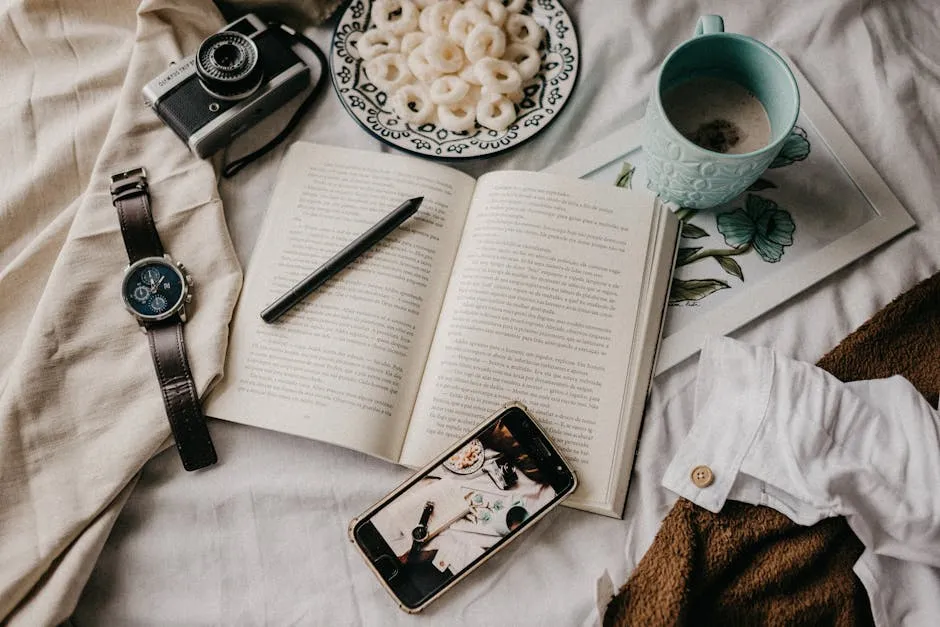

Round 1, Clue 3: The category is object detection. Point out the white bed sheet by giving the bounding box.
[74,0,940,624]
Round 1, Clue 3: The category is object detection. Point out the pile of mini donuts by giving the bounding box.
[356,0,543,132]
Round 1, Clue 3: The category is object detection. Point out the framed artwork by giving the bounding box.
[545,60,916,374]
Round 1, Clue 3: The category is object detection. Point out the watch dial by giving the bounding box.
[123,260,184,318]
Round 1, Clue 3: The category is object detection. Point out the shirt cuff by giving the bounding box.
[661,336,774,513]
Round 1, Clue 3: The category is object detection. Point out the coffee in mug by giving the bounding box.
[642,15,800,209]
[661,76,772,155]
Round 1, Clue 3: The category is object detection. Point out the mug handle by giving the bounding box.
[695,15,725,36]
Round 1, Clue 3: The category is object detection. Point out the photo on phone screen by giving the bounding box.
[351,404,576,611]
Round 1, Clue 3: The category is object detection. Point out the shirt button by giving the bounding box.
[691,465,714,488]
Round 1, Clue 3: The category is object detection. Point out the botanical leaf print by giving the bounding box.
[668,278,730,304]
[769,126,810,168]
[608,125,810,306]
[718,194,795,263]
[716,254,744,280]
[675,247,702,265]
[681,222,709,239]
[716,208,757,248]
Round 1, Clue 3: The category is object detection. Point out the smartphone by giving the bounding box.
[348,402,578,613]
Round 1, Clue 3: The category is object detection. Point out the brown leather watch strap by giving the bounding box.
[147,321,217,470]
[111,167,217,471]
[112,168,164,262]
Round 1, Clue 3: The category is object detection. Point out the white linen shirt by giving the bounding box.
[659,336,940,627]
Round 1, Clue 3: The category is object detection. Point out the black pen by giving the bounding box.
[261,196,424,323]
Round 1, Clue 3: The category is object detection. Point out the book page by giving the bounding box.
[205,143,475,462]
[400,171,658,512]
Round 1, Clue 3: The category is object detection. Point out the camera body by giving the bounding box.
[143,14,310,158]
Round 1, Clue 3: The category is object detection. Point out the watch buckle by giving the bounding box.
[110,167,149,202]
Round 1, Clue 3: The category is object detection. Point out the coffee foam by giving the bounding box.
[662,76,772,154]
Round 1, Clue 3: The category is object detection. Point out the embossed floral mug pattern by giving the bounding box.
[643,16,800,209]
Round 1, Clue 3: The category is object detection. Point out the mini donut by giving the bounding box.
[400,30,428,56]
[365,53,413,92]
[505,13,542,48]
[371,0,419,36]
[458,61,482,85]
[484,85,522,104]
[448,7,491,46]
[473,57,522,94]
[503,0,527,13]
[437,100,477,132]
[429,75,471,105]
[503,42,540,79]
[356,29,400,61]
[469,0,507,26]
[504,89,524,105]
[419,0,460,35]
[393,83,435,124]
[423,34,465,73]
[407,45,443,82]
[476,91,515,131]
[465,84,483,103]
[465,24,506,63]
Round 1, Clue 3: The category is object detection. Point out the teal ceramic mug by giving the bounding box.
[643,16,800,209]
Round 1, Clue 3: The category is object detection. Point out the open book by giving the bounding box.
[205,143,679,517]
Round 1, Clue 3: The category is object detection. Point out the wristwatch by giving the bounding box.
[408,501,435,560]
[111,167,217,471]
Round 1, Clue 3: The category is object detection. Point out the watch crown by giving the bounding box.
[185,294,193,304]
[186,275,194,286]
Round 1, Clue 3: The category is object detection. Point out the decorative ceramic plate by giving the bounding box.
[330,0,580,159]
[443,438,485,474]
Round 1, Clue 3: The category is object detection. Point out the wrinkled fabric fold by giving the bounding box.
[0,1,240,623]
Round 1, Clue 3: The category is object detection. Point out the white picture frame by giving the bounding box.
[545,60,915,375]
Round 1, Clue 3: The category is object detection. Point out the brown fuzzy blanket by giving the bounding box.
[604,271,940,626]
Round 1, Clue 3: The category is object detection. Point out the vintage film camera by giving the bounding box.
[143,14,312,158]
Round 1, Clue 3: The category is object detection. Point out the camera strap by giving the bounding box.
[221,25,329,178]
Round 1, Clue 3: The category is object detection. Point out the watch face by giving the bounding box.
[122,258,186,320]
[411,525,428,542]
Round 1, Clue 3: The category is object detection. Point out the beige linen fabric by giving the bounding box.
[0,0,241,623]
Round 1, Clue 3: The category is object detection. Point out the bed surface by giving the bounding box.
[71,1,939,624]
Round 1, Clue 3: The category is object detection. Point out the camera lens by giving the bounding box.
[195,31,263,100]
[212,43,241,69]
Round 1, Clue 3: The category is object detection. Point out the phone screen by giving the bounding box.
[351,405,576,611]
